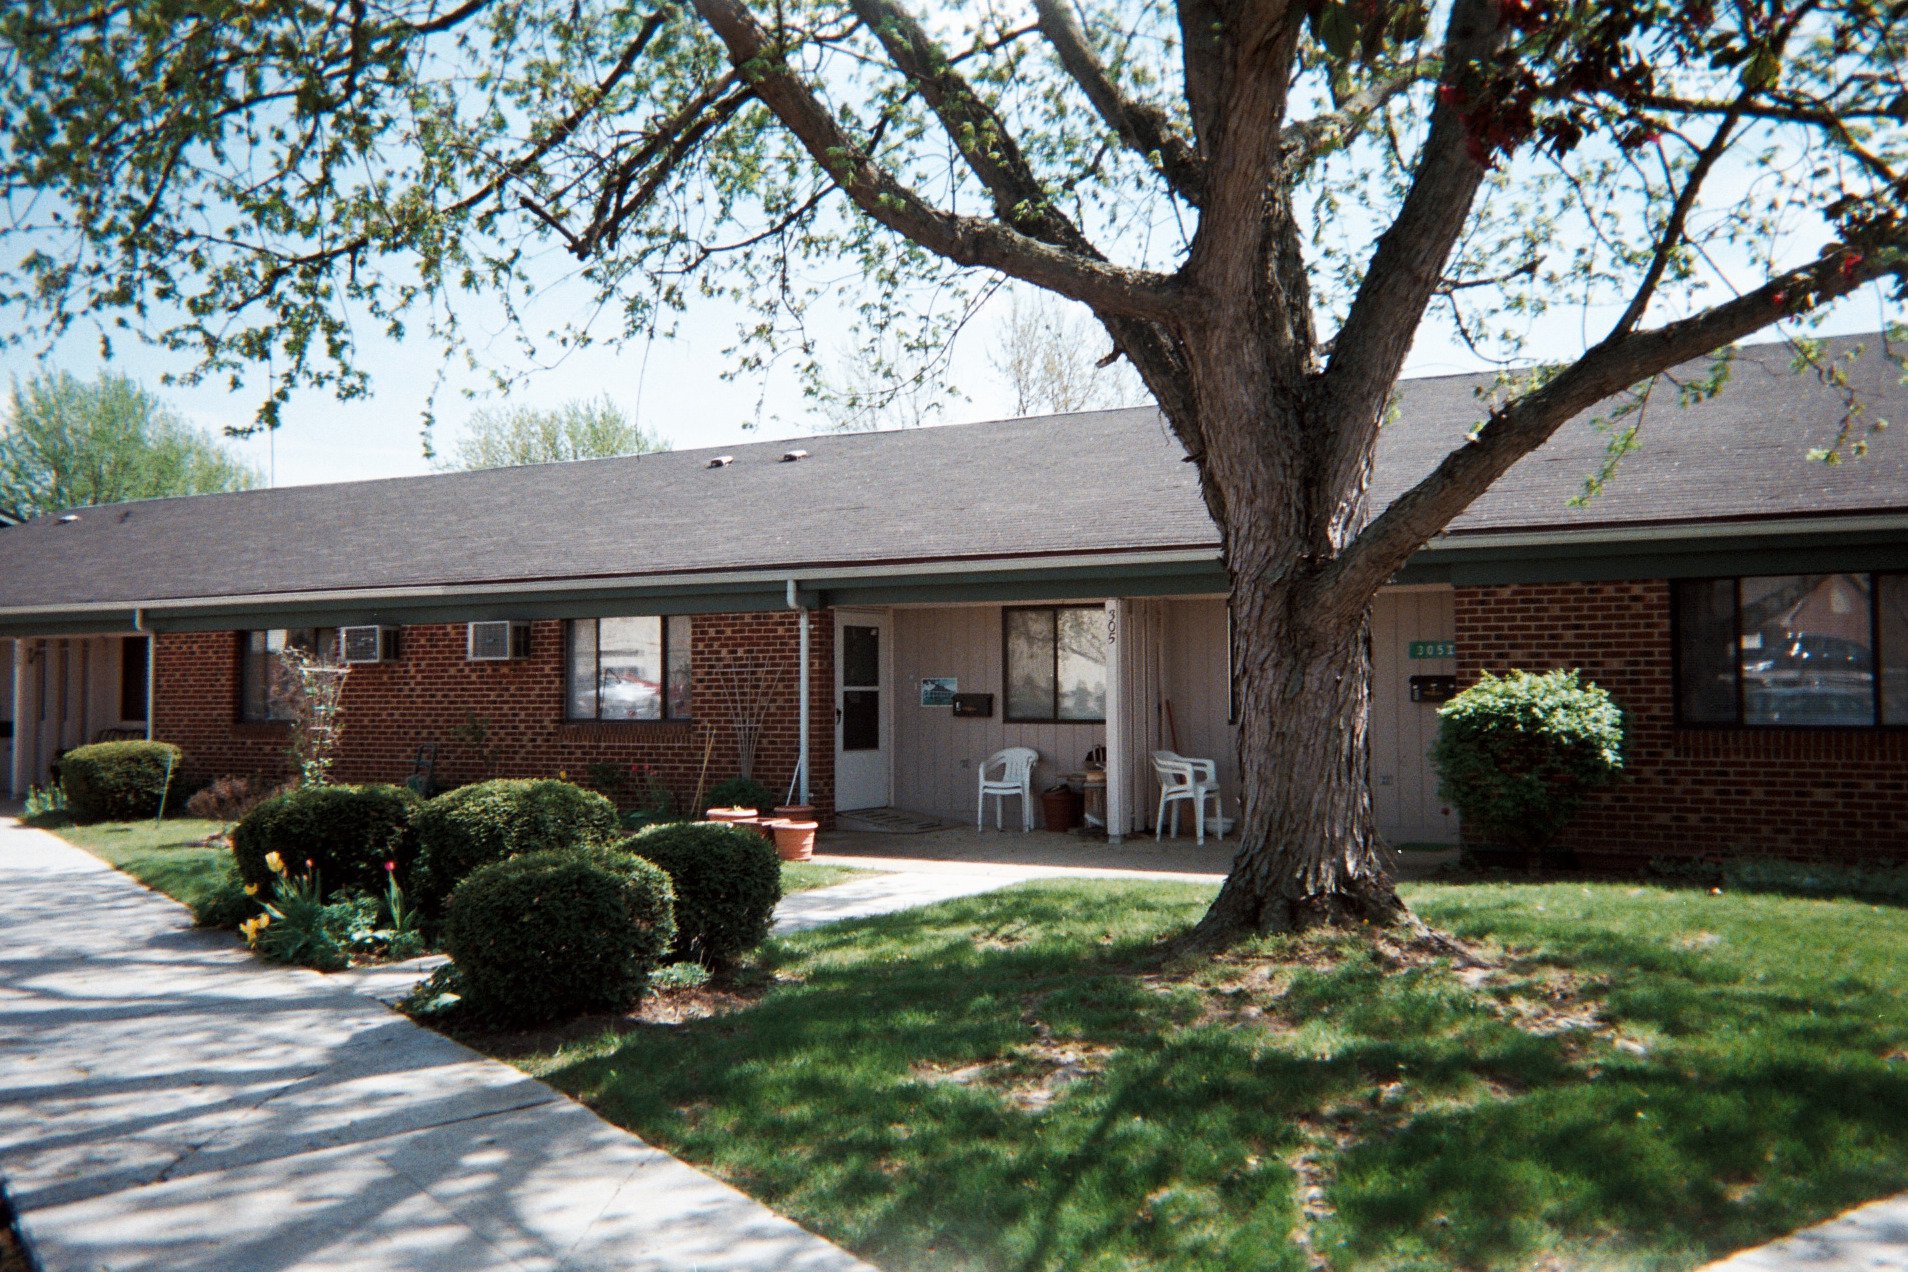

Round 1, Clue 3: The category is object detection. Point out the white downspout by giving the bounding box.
[133,608,153,741]
[1104,599,1125,844]
[787,579,810,805]
[8,640,24,801]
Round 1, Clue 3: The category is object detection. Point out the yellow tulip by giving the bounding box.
[264,851,285,875]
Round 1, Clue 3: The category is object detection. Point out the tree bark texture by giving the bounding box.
[1192,577,1405,946]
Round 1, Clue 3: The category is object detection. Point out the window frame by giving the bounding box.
[1001,604,1108,724]
[237,628,338,724]
[1671,572,1903,731]
[563,615,693,723]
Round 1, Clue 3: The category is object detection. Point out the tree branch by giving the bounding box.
[1609,95,1748,338]
[689,0,1180,320]
[1278,55,1438,173]
[848,0,1094,254]
[1316,0,1501,497]
[1032,0,1204,204]
[1311,243,1908,620]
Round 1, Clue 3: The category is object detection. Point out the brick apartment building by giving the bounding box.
[2,334,1904,860]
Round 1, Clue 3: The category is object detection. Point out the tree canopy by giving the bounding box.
[435,397,668,469]
[0,370,259,521]
[0,0,1902,942]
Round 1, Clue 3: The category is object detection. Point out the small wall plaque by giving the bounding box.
[951,692,994,718]
[920,677,958,706]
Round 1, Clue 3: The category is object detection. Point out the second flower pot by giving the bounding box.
[771,819,818,861]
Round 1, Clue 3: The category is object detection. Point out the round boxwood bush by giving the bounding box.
[413,778,618,918]
[232,783,420,895]
[58,740,184,821]
[444,847,677,1027]
[1430,669,1625,857]
[623,821,781,966]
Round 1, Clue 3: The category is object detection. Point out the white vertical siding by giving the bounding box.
[1154,598,1238,830]
[1370,588,1459,844]
[891,605,1106,824]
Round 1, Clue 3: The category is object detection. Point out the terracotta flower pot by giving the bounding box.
[772,819,818,862]
[773,804,815,822]
[706,807,758,824]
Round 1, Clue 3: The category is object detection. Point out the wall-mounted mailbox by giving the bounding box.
[1409,675,1458,704]
[951,692,994,718]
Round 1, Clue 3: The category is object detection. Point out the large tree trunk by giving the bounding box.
[1184,572,1406,949]
[1159,312,1408,949]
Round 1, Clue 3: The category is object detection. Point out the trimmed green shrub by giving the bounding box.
[412,779,618,918]
[623,821,781,966]
[705,776,774,814]
[232,783,419,895]
[58,740,183,820]
[444,847,676,1026]
[1431,669,1625,857]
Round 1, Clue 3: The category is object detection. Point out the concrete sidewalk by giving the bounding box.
[1701,1193,1908,1270]
[0,817,872,1272]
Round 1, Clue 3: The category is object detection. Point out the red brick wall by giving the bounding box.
[152,612,837,822]
[1454,579,1908,866]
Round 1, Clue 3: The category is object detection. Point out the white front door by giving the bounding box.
[834,611,890,811]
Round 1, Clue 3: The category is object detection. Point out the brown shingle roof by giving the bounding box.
[0,333,1902,611]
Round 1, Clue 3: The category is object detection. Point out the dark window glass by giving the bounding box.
[842,624,879,688]
[1674,579,1739,724]
[1739,574,1874,727]
[665,615,693,720]
[239,628,337,722]
[1882,575,1908,726]
[841,689,880,750]
[120,636,149,723]
[1004,606,1107,722]
[565,617,691,721]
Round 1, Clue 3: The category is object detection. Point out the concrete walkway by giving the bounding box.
[0,817,873,1272]
[1702,1194,1908,1270]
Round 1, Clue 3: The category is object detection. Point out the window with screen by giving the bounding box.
[239,628,339,722]
[1673,574,1903,728]
[1004,606,1107,722]
[565,616,692,721]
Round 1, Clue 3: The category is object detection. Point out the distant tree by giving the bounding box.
[990,292,1148,417]
[0,371,257,521]
[435,397,667,470]
[813,331,960,432]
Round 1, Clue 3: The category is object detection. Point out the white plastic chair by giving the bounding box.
[977,746,1040,831]
[1152,750,1224,845]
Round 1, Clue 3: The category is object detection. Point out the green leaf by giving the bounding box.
[1315,2,1360,62]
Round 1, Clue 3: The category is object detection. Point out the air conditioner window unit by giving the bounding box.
[340,625,399,664]
[467,621,530,661]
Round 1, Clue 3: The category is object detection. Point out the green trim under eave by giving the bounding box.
[1396,525,1908,587]
[0,558,1235,637]
[4,524,1906,638]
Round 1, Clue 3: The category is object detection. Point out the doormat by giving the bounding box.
[835,808,949,834]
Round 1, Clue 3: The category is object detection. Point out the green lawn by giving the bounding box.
[508,878,1908,1271]
[780,861,873,893]
[30,814,233,911]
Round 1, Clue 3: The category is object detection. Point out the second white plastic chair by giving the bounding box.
[977,746,1040,831]
[1152,750,1225,845]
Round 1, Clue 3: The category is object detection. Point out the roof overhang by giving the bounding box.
[0,547,1231,638]
[4,512,1906,639]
